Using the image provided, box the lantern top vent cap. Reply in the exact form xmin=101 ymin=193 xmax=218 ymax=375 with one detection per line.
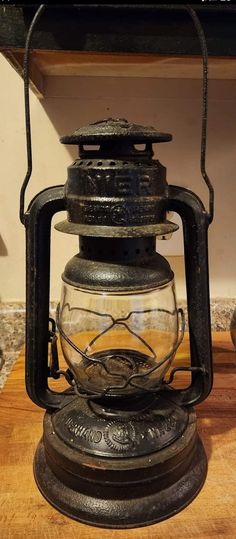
xmin=60 ymin=118 xmax=172 ymax=145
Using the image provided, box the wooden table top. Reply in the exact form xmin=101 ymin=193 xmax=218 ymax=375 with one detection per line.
xmin=1 ymin=332 xmax=236 ymax=539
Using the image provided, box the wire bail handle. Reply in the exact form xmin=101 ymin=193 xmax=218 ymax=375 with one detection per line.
xmin=20 ymin=4 xmax=214 ymax=224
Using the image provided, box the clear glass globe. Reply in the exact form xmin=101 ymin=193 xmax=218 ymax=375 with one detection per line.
xmin=58 ymin=279 xmax=181 ymax=396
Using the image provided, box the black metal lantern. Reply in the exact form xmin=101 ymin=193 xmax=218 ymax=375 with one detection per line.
xmin=20 ymin=5 xmax=214 ymax=531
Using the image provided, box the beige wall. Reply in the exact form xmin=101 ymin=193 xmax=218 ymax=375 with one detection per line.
xmin=0 ymin=54 xmax=235 ymax=302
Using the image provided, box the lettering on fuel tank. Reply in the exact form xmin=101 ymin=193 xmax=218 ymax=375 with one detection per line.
xmin=147 ymin=417 xmax=177 ymax=439
xmin=65 ymin=417 xmax=102 ymax=444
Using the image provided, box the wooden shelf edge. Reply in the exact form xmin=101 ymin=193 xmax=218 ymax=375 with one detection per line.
xmin=1 ymin=50 xmax=44 ymax=99
xmin=2 ymin=49 xmax=236 ymax=98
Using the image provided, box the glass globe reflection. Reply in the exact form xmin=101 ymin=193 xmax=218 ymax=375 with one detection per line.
xmin=58 ymin=280 xmax=183 ymax=396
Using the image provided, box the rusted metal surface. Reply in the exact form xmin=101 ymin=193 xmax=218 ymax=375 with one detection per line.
xmin=63 ymin=238 xmax=174 ymax=291
xmin=55 ymin=118 xmax=177 ymax=238
xmin=61 ymin=118 xmax=172 ymax=144
xmin=33 ymin=403 xmax=207 ymax=528
xmin=51 ymin=394 xmax=188 ymax=457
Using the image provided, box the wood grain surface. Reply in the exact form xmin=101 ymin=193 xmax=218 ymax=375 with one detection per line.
xmin=1 ymin=332 xmax=236 ymax=539
xmin=3 ymin=50 xmax=236 ymax=100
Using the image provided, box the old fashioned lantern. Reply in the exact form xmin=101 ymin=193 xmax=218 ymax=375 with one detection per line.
xmin=20 ymin=5 xmax=214 ymax=530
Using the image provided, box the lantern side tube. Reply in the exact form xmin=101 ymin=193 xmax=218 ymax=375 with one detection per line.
xmin=25 ymin=186 xmax=67 ymax=410
xmin=164 ymin=185 xmax=213 ymax=407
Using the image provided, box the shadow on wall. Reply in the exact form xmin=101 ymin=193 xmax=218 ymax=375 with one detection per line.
xmin=0 ymin=235 xmax=8 ymax=256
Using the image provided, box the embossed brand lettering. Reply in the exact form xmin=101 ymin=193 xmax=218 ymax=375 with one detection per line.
xmin=81 ymin=200 xmax=157 ymax=225
xmin=110 ymin=205 xmax=128 ymax=225
xmin=116 ymin=176 xmax=133 ymax=196
xmin=116 ymin=174 xmax=151 ymax=196
xmin=148 ymin=417 xmax=177 ymax=439
xmin=87 ymin=173 xmax=112 ymax=196
xmin=83 ymin=203 xmax=111 ymax=224
xmin=148 ymin=426 xmax=161 ymax=439
xmin=87 ymin=174 xmax=97 ymax=194
xmin=66 ymin=418 xmax=102 ymax=444
xmin=139 ymin=175 xmax=151 ymax=195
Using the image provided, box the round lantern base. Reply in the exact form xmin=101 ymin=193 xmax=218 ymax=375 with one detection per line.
xmin=33 ymin=397 xmax=207 ymax=529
